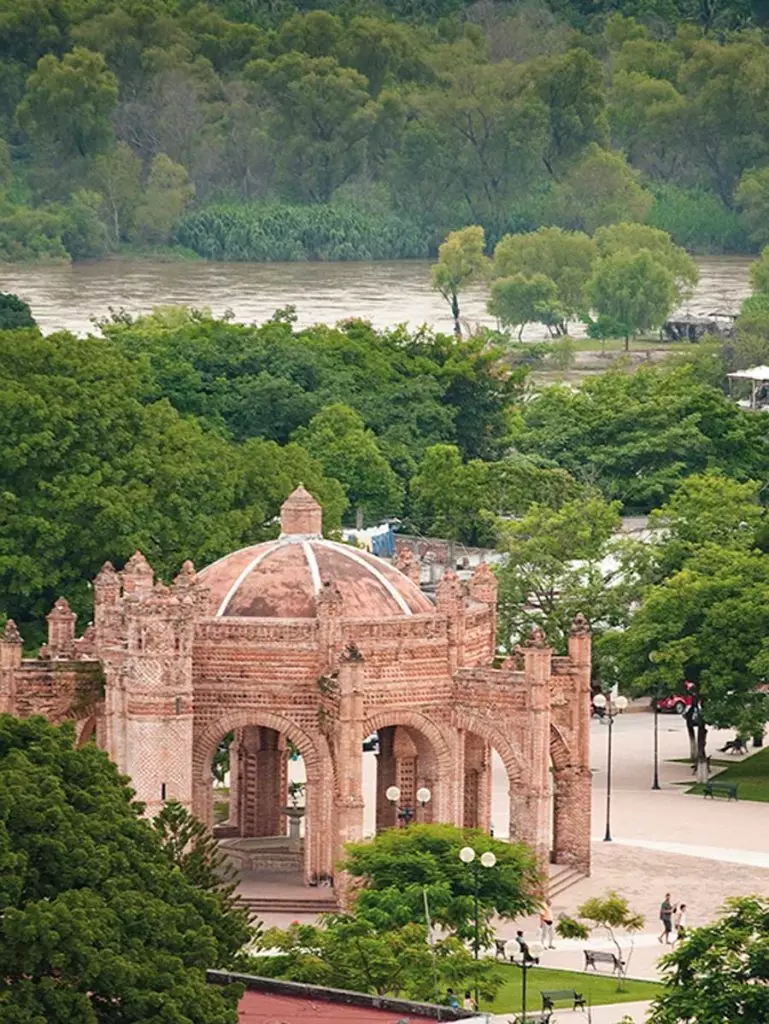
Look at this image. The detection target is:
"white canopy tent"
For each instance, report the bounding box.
[727,366,769,410]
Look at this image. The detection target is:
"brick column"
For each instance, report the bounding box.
[375,726,397,831]
[517,626,552,868]
[239,726,283,837]
[44,598,77,659]
[334,644,366,870]
[561,613,593,872]
[463,732,491,830]
[0,620,23,714]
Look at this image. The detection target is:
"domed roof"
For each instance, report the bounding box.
[198,487,433,620]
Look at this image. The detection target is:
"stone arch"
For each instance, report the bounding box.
[550,722,572,771]
[76,715,97,747]
[363,709,453,825]
[453,707,526,786]
[192,709,333,882]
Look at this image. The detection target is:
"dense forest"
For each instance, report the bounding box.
[3,0,769,261]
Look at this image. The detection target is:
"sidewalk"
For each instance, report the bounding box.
[468,1000,651,1023]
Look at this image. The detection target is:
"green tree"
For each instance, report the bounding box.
[649,897,769,1024]
[525,48,608,177]
[557,892,644,982]
[593,223,699,305]
[344,823,540,945]
[257,915,498,1003]
[602,544,769,765]
[588,248,677,350]
[294,403,402,525]
[491,227,596,334]
[0,715,246,1022]
[750,246,769,294]
[0,292,35,329]
[513,365,769,511]
[432,225,487,338]
[488,272,561,339]
[735,166,769,248]
[17,47,118,159]
[648,471,764,577]
[495,495,651,653]
[91,142,142,248]
[551,144,653,234]
[131,153,194,246]
[409,444,491,547]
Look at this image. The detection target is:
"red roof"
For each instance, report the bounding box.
[239,989,439,1022]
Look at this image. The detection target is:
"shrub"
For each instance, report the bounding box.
[174,201,429,261]
[647,185,749,253]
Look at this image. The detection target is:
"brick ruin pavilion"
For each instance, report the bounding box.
[0,487,592,885]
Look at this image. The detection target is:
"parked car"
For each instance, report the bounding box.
[656,693,693,715]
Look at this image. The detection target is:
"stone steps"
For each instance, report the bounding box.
[239,894,339,915]
[548,865,587,901]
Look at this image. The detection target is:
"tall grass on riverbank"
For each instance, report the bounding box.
[174,202,430,262]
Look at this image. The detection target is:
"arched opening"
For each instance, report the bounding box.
[361,712,451,838]
[192,711,332,884]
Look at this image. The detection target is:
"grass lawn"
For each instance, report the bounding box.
[483,965,662,1014]
[688,746,769,802]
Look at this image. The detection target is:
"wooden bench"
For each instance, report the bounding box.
[495,938,509,959]
[584,949,624,974]
[508,1013,551,1024]
[704,781,738,800]
[542,989,586,1013]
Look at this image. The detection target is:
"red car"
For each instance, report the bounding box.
[656,694,693,715]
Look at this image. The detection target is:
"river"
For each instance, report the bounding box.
[0,254,755,337]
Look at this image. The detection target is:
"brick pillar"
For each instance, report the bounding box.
[45,597,77,659]
[468,562,498,660]
[559,613,593,873]
[515,626,552,868]
[463,733,491,831]
[436,571,466,675]
[334,644,366,876]
[228,731,243,830]
[0,620,23,714]
[376,727,397,831]
[239,726,283,837]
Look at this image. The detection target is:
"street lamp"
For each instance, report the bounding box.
[504,938,544,1023]
[385,785,431,825]
[459,845,497,1010]
[592,691,628,842]
[648,653,661,791]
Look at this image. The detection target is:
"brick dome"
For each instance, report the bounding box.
[198,487,433,620]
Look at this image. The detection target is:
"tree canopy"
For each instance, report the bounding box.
[0,715,248,1023]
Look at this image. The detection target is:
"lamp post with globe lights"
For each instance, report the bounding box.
[503,938,544,1023]
[592,691,628,842]
[459,845,497,1010]
[385,785,431,826]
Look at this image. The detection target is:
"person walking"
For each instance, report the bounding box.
[463,990,477,1011]
[674,903,688,944]
[658,893,675,944]
[539,902,555,948]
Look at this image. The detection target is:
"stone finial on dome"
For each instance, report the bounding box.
[2,619,22,644]
[570,612,591,637]
[280,485,322,538]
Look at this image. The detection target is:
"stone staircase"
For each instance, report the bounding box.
[239,892,339,915]
[548,864,587,901]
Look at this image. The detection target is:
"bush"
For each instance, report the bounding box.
[174,201,430,261]
[0,292,35,329]
[647,185,749,253]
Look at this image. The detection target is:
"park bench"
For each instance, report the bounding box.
[508,1013,551,1024]
[584,949,625,974]
[704,780,738,800]
[542,989,586,1013]
[495,938,508,959]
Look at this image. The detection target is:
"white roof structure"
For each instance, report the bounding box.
[727,365,769,381]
